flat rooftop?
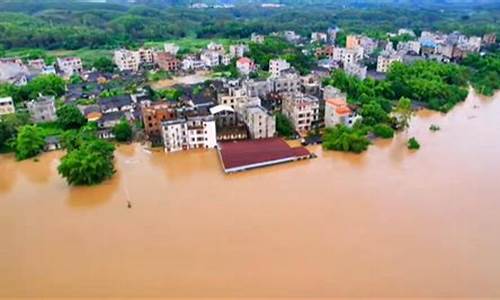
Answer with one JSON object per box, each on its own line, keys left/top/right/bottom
{"left": 218, "top": 137, "right": 312, "bottom": 173}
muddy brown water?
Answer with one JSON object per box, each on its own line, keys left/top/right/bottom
{"left": 1, "top": 90, "right": 500, "bottom": 298}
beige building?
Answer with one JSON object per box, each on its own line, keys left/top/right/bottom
{"left": 114, "top": 49, "right": 140, "bottom": 72}
{"left": 282, "top": 93, "right": 320, "bottom": 133}
{"left": 377, "top": 53, "right": 403, "bottom": 73}
{"left": 242, "top": 105, "right": 276, "bottom": 139}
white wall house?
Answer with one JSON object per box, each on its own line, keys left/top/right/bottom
{"left": 161, "top": 115, "right": 217, "bottom": 152}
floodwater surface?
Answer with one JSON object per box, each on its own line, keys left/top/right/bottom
{"left": 1, "top": 90, "right": 500, "bottom": 298}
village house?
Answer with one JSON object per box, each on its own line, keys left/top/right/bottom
{"left": 236, "top": 57, "right": 256, "bottom": 75}
{"left": 161, "top": 114, "right": 217, "bottom": 152}
{"left": 324, "top": 97, "right": 360, "bottom": 128}
{"left": 282, "top": 93, "right": 320, "bottom": 133}
{"left": 154, "top": 52, "right": 179, "bottom": 72}
{"left": 241, "top": 105, "right": 276, "bottom": 139}
{"left": 311, "top": 32, "right": 328, "bottom": 43}
{"left": 217, "top": 85, "right": 250, "bottom": 110}
{"left": 137, "top": 48, "right": 154, "bottom": 65}
{"left": 229, "top": 44, "right": 249, "bottom": 58}
{"left": 0, "top": 59, "right": 29, "bottom": 86}
{"left": 315, "top": 46, "right": 334, "bottom": 58}
{"left": 377, "top": 45, "right": 403, "bottom": 73}
{"left": 26, "top": 95, "right": 57, "bottom": 123}
{"left": 182, "top": 55, "right": 206, "bottom": 71}
{"left": 28, "top": 59, "right": 46, "bottom": 70}
{"left": 142, "top": 102, "right": 177, "bottom": 143}
{"left": 397, "top": 41, "right": 421, "bottom": 55}
{"left": 269, "top": 58, "right": 291, "bottom": 77}
{"left": 201, "top": 50, "right": 222, "bottom": 67}
{"left": 98, "top": 95, "right": 134, "bottom": 114}
{"left": 114, "top": 49, "right": 140, "bottom": 72}
{"left": 332, "top": 47, "right": 364, "bottom": 65}
{"left": 344, "top": 62, "right": 367, "bottom": 80}
{"left": 44, "top": 136, "right": 62, "bottom": 151}
{"left": 0, "top": 97, "right": 15, "bottom": 116}
{"left": 243, "top": 79, "right": 271, "bottom": 98}
{"left": 251, "top": 33, "right": 265, "bottom": 44}
{"left": 97, "top": 111, "right": 126, "bottom": 139}
{"left": 268, "top": 69, "right": 301, "bottom": 94}
{"left": 56, "top": 57, "right": 83, "bottom": 77}
{"left": 483, "top": 33, "right": 496, "bottom": 45}
{"left": 209, "top": 104, "right": 247, "bottom": 141}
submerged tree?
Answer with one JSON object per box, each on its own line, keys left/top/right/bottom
{"left": 14, "top": 125, "right": 45, "bottom": 160}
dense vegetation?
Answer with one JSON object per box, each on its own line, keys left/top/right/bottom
{"left": 0, "top": 1, "right": 498, "bottom": 51}
{"left": 323, "top": 125, "right": 370, "bottom": 154}
{"left": 461, "top": 50, "right": 500, "bottom": 96}
{"left": 275, "top": 112, "right": 295, "bottom": 138}
{"left": 0, "top": 75, "right": 66, "bottom": 104}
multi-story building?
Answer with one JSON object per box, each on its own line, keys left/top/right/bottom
{"left": 217, "top": 85, "right": 250, "bottom": 110}
{"left": 483, "top": 33, "right": 496, "bottom": 45}
{"left": 0, "top": 97, "right": 15, "bottom": 116}
{"left": 332, "top": 47, "right": 364, "bottom": 65}
{"left": 182, "top": 55, "right": 206, "bottom": 71}
{"left": 241, "top": 105, "right": 276, "bottom": 139}
{"left": 346, "top": 35, "right": 362, "bottom": 49}
{"left": 344, "top": 62, "right": 367, "bottom": 80}
{"left": 282, "top": 93, "right": 320, "bottom": 132}
{"left": 114, "top": 49, "right": 140, "bottom": 72}
{"left": 137, "top": 48, "right": 154, "bottom": 65}
{"left": 243, "top": 79, "right": 271, "bottom": 98}
{"left": 142, "top": 102, "right": 177, "bottom": 141}
{"left": 56, "top": 57, "right": 83, "bottom": 77}
{"left": 207, "top": 42, "right": 224, "bottom": 53}
{"left": 397, "top": 41, "right": 421, "bottom": 55}
{"left": 201, "top": 50, "right": 221, "bottom": 67}
{"left": 154, "top": 52, "right": 179, "bottom": 72}
{"left": 324, "top": 97, "right": 359, "bottom": 127}
{"left": 268, "top": 70, "right": 301, "bottom": 94}
{"left": 377, "top": 52, "right": 402, "bottom": 73}
{"left": 251, "top": 33, "right": 265, "bottom": 44}
{"left": 26, "top": 96, "right": 57, "bottom": 123}
{"left": 229, "top": 44, "right": 249, "bottom": 58}
{"left": 311, "top": 32, "right": 328, "bottom": 43}
{"left": 0, "top": 60, "right": 29, "bottom": 86}
{"left": 236, "top": 57, "right": 256, "bottom": 75}
{"left": 161, "top": 114, "right": 217, "bottom": 152}
{"left": 269, "top": 58, "right": 291, "bottom": 77}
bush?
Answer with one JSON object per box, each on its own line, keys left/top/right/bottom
{"left": 373, "top": 123, "right": 394, "bottom": 138}
{"left": 112, "top": 118, "right": 133, "bottom": 142}
{"left": 56, "top": 104, "right": 87, "bottom": 130}
{"left": 407, "top": 137, "right": 420, "bottom": 150}
{"left": 323, "top": 124, "right": 370, "bottom": 153}
{"left": 275, "top": 112, "right": 295, "bottom": 138}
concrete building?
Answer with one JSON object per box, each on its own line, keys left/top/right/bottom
{"left": 182, "top": 55, "right": 205, "bottom": 71}
{"left": 282, "top": 93, "right": 320, "bottom": 133}
{"left": 397, "top": 41, "right": 421, "bottom": 55}
{"left": 332, "top": 47, "right": 364, "bottom": 64}
{"left": 154, "top": 52, "right": 179, "bottom": 72}
{"left": 346, "top": 35, "right": 362, "bottom": 49}
{"left": 324, "top": 97, "right": 359, "bottom": 127}
{"left": 0, "top": 97, "right": 15, "bottom": 116}
{"left": 229, "top": 44, "right": 249, "bottom": 58}
{"left": 311, "top": 32, "right": 328, "bottom": 43}
{"left": 137, "top": 48, "right": 154, "bottom": 65}
{"left": 56, "top": 57, "right": 83, "bottom": 77}
{"left": 268, "top": 70, "right": 301, "bottom": 94}
{"left": 201, "top": 50, "right": 221, "bottom": 67}
{"left": 217, "top": 85, "right": 250, "bottom": 110}
{"left": 483, "top": 33, "right": 496, "bottom": 45}
{"left": 142, "top": 102, "right": 177, "bottom": 140}
{"left": 26, "top": 96, "right": 57, "bottom": 123}
{"left": 0, "top": 60, "right": 29, "bottom": 86}
{"left": 241, "top": 105, "right": 276, "bottom": 139}
{"left": 251, "top": 33, "right": 265, "bottom": 44}
{"left": 344, "top": 62, "right": 367, "bottom": 80}
{"left": 269, "top": 59, "right": 291, "bottom": 77}
{"left": 236, "top": 57, "right": 256, "bottom": 75}
{"left": 377, "top": 52, "right": 402, "bottom": 73}
{"left": 161, "top": 114, "right": 217, "bottom": 152}
{"left": 114, "top": 49, "right": 140, "bottom": 72}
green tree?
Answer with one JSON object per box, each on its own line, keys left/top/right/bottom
{"left": 22, "top": 74, "right": 66, "bottom": 101}
{"left": 373, "top": 123, "right": 394, "bottom": 138}
{"left": 92, "top": 56, "right": 115, "bottom": 73}
{"left": 14, "top": 125, "right": 45, "bottom": 160}
{"left": 56, "top": 104, "right": 87, "bottom": 130}
{"left": 360, "top": 100, "right": 389, "bottom": 126}
{"left": 58, "top": 139, "right": 116, "bottom": 186}
{"left": 275, "top": 112, "right": 295, "bottom": 138}
{"left": 393, "top": 97, "right": 413, "bottom": 131}
{"left": 323, "top": 125, "right": 370, "bottom": 153}
{"left": 407, "top": 137, "right": 420, "bottom": 150}
{"left": 112, "top": 118, "right": 133, "bottom": 142}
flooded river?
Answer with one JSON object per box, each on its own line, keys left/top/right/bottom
{"left": 1, "top": 90, "right": 500, "bottom": 298}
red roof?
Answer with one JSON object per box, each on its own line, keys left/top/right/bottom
{"left": 219, "top": 138, "right": 310, "bottom": 171}
{"left": 237, "top": 57, "right": 253, "bottom": 65}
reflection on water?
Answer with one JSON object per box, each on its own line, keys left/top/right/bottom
{"left": 1, "top": 90, "right": 500, "bottom": 297}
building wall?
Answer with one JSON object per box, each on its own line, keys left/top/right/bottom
{"left": 0, "top": 97, "right": 15, "bottom": 116}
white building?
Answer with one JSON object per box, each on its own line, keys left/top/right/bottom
{"left": 311, "top": 32, "right": 328, "bottom": 43}
{"left": 251, "top": 33, "right": 265, "bottom": 44}
{"left": 332, "top": 47, "right": 364, "bottom": 65}
{"left": 282, "top": 93, "right": 320, "bottom": 132}
{"left": 344, "top": 62, "right": 367, "bottom": 80}
{"left": 201, "top": 50, "right": 221, "bottom": 67}
{"left": 229, "top": 44, "right": 249, "bottom": 58}
{"left": 0, "top": 97, "right": 15, "bottom": 116}
{"left": 164, "top": 43, "right": 180, "bottom": 56}
{"left": 268, "top": 70, "right": 301, "bottom": 94}
{"left": 182, "top": 55, "right": 206, "bottom": 71}
{"left": 397, "top": 41, "right": 421, "bottom": 55}
{"left": 269, "top": 58, "right": 291, "bottom": 77}
{"left": 0, "top": 60, "right": 29, "bottom": 86}
{"left": 161, "top": 115, "right": 217, "bottom": 152}
{"left": 242, "top": 105, "right": 276, "bottom": 139}
{"left": 114, "top": 49, "right": 140, "bottom": 72}
{"left": 325, "top": 97, "right": 360, "bottom": 127}
{"left": 56, "top": 57, "right": 83, "bottom": 77}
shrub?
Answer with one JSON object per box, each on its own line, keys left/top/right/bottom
{"left": 407, "top": 137, "right": 420, "bottom": 150}
{"left": 373, "top": 123, "right": 394, "bottom": 138}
